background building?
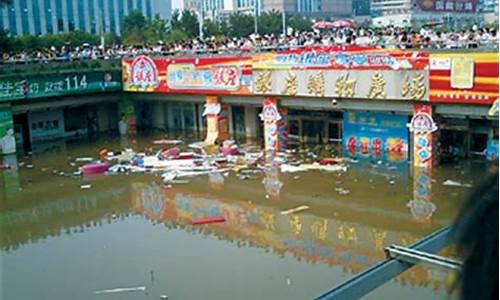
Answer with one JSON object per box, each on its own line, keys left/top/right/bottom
{"left": 371, "top": 0, "right": 480, "bottom": 27}
{"left": 0, "top": 0, "right": 172, "bottom": 37}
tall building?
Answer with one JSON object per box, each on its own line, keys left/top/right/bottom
{"left": 0, "top": 0, "right": 172, "bottom": 37}
{"left": 261, "top": 0, "right": 352, "bottom": 16}
{"left": 353, "top": 0, "right": 370, "bottom": 15}
{"left": 371, "top": 0, "right": 480, "bottom": 27}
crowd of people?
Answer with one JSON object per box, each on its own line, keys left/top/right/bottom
{"left": 1, "top": 25, "right": 498, "bottom": 64}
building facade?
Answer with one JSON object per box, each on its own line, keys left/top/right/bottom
{"left": 371, "top": 0, "right": 480, "bottom": 27}
{"left": 0, "top": 0, "right": 172, "bottom": 37}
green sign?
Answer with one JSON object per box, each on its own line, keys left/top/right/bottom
{"left": 0, "top": 106, "right": 15, "bottom": 154}
{"left": 0, "top": 71, "right": 122, "bottom": 102}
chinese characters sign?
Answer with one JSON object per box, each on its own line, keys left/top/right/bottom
{"left": 343, "top": 111, "right": 409, "bottom": 162}
{"left": 0, "top": 71, "right": 121, "bottom": 102}
{"left": 167, "top": 64, "right": 240, "bottom": 90}
{"left": 254, "top": 69, "right": 429, "bottom": 100}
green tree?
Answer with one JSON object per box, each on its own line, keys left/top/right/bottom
{"left": 288, "top": 16, "right": 313, "bottom": 32}
{"left": 171, "top": 10, "right": 199, "bottom": 38}
{"left": 228, "top": 12, "right": 254, "bottom": 38}
{"left": 0, "top": 29, "right": 12, "bottom": 52}
{"left": 203, "top": 18, "right": 222, "bottom": 38}
{"left": 166, "top": 29, "right": 188, "bottom": 43}
{"left": 258, "top": 10, "right": 282, "bottom": 35}
{"left": 123, "top": 10, "right": 147, "bottom": 44}
{"left": 144, "top": 14, "right": 169, "bottom": 44}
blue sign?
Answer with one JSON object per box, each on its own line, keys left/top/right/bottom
{"left": 343, "top": 111, "right": 409, "bottom": 162}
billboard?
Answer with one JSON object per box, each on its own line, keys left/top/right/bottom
{"left": 0, "top": 71, "right": 122, "bottom": 102}
{"left": 415, "top": 0, "right": 477, "bottom": 13}
{"left": 429, "top": 53, "right": 498, "bottom": 104}
{"left": 122, "top": 55, "right": 253, "bottom": 95}
{"left": 343, "top": 111, "right": 409, "bottom": 162}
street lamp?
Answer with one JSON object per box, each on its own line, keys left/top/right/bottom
{"left": 254, "top": 0, "right": 258, "bottom": 34}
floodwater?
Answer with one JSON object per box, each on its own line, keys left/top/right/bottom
{"left": 0, "top": 132, "right": 492, "bottom": 300}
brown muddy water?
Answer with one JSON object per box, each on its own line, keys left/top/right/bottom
{"left": 0, "top": 132, "right": 493, "bottom": 300}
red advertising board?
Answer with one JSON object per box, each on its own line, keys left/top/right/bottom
{"left": 429, "top": 53, "right": 499, "bottom": 104}
{"left": 123, "top": 55, "right": 253, "bottom": 95}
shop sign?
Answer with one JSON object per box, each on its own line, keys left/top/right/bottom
{"left": 129, "top": 55, "right": 160, "bottom": 89}
{"left": 408, "top": 111, "right": 438, "bottom": 133}
{"left": 167, "top": 64, "right": 240, "bottom": 90}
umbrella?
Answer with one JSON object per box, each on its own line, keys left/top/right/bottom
{"left": 311, "top": 21, "right": 336, "bottom": 30}
{"left": 331, "top": 20, "right": 356, "bottom": 28}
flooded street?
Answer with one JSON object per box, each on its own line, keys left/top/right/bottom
{"left": 0, "top": 133, "right": 488, "bottom": 300}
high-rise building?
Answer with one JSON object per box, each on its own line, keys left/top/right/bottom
{"left": 0, "top": 0, "right": 172, "bottom": 37}
{"left": 262, "top": 0, "right": 352, "bottom": 16}
{"left": 353, "top": 0, "right": 370, "bottom": 16}
{"left": 371, "top": 0, "right": 480, "bottom": 27}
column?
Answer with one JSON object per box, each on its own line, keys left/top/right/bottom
{"left": 27, "top": 0, "right": 35, "bottom": 35}
{"left": 61, "top": 0, "right": 69, "bottom": 32}
{"left": 152, "top": 101, "right": 166, "bottom": 130}
{"left": 203, "top": 96, "right": 229, "bottom": 145}
{"left": 72, "top": 0, "right": 80, "bottom": 30}
{"left": 50, "top": 0, "right": 58, "bottom": 34}
{"left": 38, "top": 0, "right": 47, "bottom": 34}
{"left": 244, "top": 106, "right": 258, "bottom": 138}
{"left": 14, "top": 0, "right": 22, "bottom": 35}
{"left": 123, "top": 0, "right": 129, "bottom": 16}
{"left": 2, "top": 6, "right": 10, "bottom": 33}
{"left": 410, "top": 104, "right": 437, "bottom": 169}
{"left": 132, "top": 0, "right": 138, "bottom": 10}
{"left": 103, "top": 0, "right": 111, "bottom": 33}
{"left": 93, "top": 0, "right": 99, "bottom": 34}
{"left": 83, "top": 0, "right": 91, "bottom": 33}
{"left": 141, "top": 0, "right": 148, "bottom": 18}
{"left": 113, "top": 0, "right": 120, "bottom": 36}
{"left": 261, "top": 97, "right": 285, "bottom": 153}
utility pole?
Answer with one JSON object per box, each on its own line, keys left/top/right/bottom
{"left": 199, "top": 1, "right": 204, "bottom": 40}
{"left": 254, "top": 0, "right": 258, "bottom": 34}
{"left": 282, "top": 11, "right": 286, "bottom": 36}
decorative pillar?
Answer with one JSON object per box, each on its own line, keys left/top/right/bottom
{"left": 260, "top": 97, "right": 282, "bottom": 153}
{"left": 407, "top": 104, "right": 438, "bottom": 223}
{"left": 203, "top": 96, "right": 229, "bottom": 145}
{"left": 409, "top": 105, "right": 438, "bottom": 169}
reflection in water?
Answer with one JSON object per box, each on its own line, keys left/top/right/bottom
{"left": 0, "top": 134, "right": 482, "bottom": 300}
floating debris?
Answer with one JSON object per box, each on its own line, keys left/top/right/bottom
{"left": 443, "top": 179, "right": 472, "bottom": 188}
{"left": 94, "top": 286, "right": 146, "bottom": 294}
{"left": 281, "top": 205, "right": 309, "bottom": 215}
{"left": 80, "top": 184, "right": 92, "bottom": 189}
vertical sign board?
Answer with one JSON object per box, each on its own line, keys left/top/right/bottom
{"left": 203, "top": 96, "right": 221, "bottom": 145}
{"left": 409, "top": 105, "right": 437, "bottom": 169}
{"left": 218, "top": 104, "right": 230, "bottom": 143}
{"left": 260, "top": 98, "right": 281, "bottom": 153}
{"left": 342, "top": 111, "right": 409, "bottom": 163}
{"left": 0, "top": 106, "right": 16, "bottom": 154}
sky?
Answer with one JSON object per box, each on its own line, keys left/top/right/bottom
{"left": 171, "top": 0, "right": 184, "bottom": 10}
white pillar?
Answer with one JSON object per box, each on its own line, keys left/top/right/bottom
{"left": 244, "top": 106, "right": 258, "bottom": 138}
{"left": 38, "top": 0, "right": 47, "bottom": 34}
{"left": 49, "top": 0, "right": 58, "bottom": 34}
{"left": 61, "top": 0, "right": 69, "bottom": 32}
{"left": 14, "top": 0, "right": 23, "bottom": 35}
{"left": 27, "top": 0, "right": 35, "bottom": 35}
{"left": 113, "top": 0, "right": 120, "bottom": 36}
{"left": 103, "top": 0, "right": 111, "bottom": 33}
{"left": 124, "top": 0, "right": 129, "bottom": 16}
{"left": 142, "top": 0, "right": 148, "bottom": 18}
{"left": 83, "top": 0, "right": 91, "bottom": 32}
{"left": 132, "top": 0, "right": 138, "bottom": 10}
{"left": 72, "top": 0, "right": 80, "bottom": 30}
{"left": 2, "top": 7, "right": 10, "bottom": 32}
{"left": 93, "top": 0, "right": 99, "bottom": 34}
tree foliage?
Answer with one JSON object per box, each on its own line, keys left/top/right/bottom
{"left": 228, "top": 12, "right": 254, "bottom": 38}
{"left": 258, "top": 10, "right": 283, "bottom": 35}
{"left": 171, "top": 9, "right": 199, "bottom": 39}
